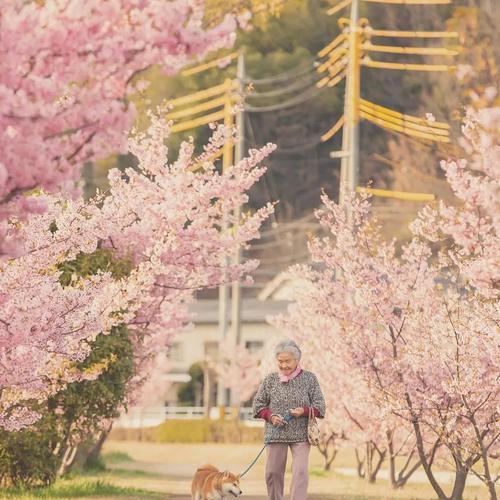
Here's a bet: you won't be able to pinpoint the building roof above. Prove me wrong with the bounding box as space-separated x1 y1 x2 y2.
188 299 290 323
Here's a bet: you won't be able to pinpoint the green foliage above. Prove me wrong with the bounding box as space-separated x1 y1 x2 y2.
50 324 134 432
176 363 204 406
102 451 133 465
0 250 136 489
0 417 59 488
58 248 132 286
2 478 161 498
86 0 343 219
0 325 135 488
80 455 106 474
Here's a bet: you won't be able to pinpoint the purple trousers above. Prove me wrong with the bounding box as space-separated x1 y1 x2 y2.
265 442 311 500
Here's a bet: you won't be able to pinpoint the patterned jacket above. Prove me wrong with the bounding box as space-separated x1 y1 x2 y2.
252 370 326 443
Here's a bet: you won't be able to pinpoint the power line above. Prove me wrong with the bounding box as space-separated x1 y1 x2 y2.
245 84 326 112
244 134 328 154
246 72 321 98
243 61 315 85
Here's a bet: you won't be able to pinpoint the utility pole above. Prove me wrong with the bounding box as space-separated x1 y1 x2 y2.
216 79 235 408
323 0 457 203
228 52 245 412
339 0 360 204
231 52 245 349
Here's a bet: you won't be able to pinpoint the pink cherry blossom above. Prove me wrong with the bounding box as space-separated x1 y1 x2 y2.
208 339 262 406
0 113 275 429
0 0 237 232
276 177 498 497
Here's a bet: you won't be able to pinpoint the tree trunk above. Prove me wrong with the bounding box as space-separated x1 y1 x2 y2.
318 432 339 472
367 442 385 483
407 394 448 499
449 462 468 500
387 430 424 489
366 442 373 483
387 430 397 487
57 444 78 476
85 422 114 468
467 407 497 500
485 476 498 500
355 447 365 478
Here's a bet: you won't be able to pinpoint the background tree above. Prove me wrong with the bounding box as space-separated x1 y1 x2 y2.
274 104 499 497
178 363 205 407
0 113 275 431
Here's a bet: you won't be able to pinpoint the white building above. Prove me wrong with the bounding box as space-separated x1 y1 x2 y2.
113 272 305 427
164 298 290 407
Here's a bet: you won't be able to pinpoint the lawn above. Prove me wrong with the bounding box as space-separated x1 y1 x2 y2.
1 478 163 499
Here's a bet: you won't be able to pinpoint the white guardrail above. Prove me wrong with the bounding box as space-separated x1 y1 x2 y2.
114 406 261 429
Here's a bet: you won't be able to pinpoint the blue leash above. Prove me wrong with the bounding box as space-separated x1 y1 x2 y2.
239 413 294 478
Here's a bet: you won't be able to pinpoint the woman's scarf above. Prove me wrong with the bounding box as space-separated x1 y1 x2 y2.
279 364 302 383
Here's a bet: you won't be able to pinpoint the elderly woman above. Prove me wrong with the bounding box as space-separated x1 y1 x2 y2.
252 339 325 500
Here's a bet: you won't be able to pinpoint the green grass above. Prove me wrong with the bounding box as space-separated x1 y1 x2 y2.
1 479 162 498
106 468 164 479
310 467 329 477
102 451 134 464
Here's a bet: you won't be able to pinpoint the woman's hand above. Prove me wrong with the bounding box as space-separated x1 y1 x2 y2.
290 407 305 418
270 414 286 426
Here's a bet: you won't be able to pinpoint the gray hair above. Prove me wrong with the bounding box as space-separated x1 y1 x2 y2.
274 339 301 360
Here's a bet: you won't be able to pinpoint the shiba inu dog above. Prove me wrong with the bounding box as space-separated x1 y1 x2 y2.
191 463 242 499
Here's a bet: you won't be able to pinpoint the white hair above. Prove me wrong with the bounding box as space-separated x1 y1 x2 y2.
274 339 301 360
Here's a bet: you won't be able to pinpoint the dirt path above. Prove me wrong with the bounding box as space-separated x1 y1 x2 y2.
168 496 338 500
102 441 488 499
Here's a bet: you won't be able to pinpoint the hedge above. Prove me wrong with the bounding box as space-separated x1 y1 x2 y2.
109 419 264 444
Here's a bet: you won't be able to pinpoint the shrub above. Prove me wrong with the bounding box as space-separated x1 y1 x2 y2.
109 419 264 444
0 250 135 488
0 416 59 488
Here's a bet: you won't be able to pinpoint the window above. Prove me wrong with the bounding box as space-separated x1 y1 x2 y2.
169 342 183 362
204 341 219 358
245 341 264 354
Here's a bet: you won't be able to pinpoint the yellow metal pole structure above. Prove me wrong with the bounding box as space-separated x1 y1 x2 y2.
217 78 234 410
181 52 238 77
362 59 456 72
362 43 458 56
327 0 352 16
364 0 450 3
369 29 458 38
339 0 361 203
356 186 435 201
167 81 231 108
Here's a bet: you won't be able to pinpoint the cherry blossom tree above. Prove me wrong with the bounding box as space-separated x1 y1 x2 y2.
0 0 238 240
411 107 500 499
0 112 275 431
412 107 499 299
208 339 262 410
273 274 426 485
275 177 498 498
